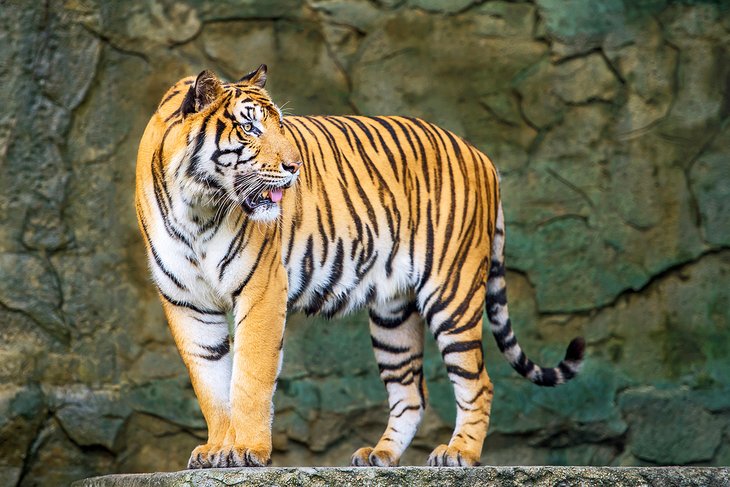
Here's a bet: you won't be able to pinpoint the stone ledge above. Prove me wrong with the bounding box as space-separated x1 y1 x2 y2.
72 466 730 487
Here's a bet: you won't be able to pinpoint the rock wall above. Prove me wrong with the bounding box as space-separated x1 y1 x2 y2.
0 0 728 485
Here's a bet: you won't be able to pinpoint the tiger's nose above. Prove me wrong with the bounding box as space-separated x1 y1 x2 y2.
282 160 302 173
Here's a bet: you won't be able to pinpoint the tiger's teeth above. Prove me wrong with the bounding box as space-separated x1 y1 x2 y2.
262 190 270 198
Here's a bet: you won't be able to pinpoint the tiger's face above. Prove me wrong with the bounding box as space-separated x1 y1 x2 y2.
183 65 301 222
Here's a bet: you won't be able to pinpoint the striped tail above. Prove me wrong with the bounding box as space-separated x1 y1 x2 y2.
486 201 585 386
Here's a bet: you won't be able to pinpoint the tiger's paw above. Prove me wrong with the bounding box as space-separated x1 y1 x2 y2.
426 444 480 467
187 444 215 469
209 445 271 468
351 446 399 467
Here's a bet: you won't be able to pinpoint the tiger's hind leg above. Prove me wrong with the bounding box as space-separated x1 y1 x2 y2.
421 274 493 466
351 296 427 467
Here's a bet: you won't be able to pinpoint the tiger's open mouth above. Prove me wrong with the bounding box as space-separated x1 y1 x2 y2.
241 187 284 212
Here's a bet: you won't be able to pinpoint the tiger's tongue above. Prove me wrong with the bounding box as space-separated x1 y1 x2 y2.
269 188 283 203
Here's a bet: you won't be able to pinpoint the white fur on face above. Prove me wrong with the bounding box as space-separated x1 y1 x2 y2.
235 101 266 131
248 204 281 222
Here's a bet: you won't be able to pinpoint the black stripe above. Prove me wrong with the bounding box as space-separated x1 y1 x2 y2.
489 259 505 278
320 188 336 238
441 340 482 356
218 219 250 280
230 237 269 299
393 404 421 418
369 302 417 329
352 116 400 182
463 384 491 405
418 373 427 408
192 316 227 325
138 212 188 291
426 216 481 330
287 234 315 306
383 369 415 386
537 367 558 386
407 118 445 224
198 338 230 361
370 116 409 183
391 117 429 192
558 361 576 380
317 217 330 267
377 353 423 371
371 336 410 354
446 305 484 336
159 89 180 107
445 364 482 380
158 290 224 315
303 238 345 316
417 201 434 290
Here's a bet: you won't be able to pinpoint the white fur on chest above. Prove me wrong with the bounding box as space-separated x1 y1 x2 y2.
148 196 257 313
194 221 253 301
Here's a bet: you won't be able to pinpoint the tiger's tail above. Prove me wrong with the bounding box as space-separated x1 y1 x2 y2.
486 200 585 386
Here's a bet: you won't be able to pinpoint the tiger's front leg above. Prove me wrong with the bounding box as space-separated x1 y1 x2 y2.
212 259 288 467
161 302 233 469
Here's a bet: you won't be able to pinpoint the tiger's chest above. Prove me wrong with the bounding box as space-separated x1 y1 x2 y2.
187 224 259 308
152 210 260 313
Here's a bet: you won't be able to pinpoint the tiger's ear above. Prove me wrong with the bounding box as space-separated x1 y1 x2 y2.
238 64 267 88
182 70 223 116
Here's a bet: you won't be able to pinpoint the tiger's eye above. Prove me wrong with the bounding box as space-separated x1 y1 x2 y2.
243 122 253 132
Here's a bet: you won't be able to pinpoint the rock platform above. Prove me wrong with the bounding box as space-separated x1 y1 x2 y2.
72 466 730 487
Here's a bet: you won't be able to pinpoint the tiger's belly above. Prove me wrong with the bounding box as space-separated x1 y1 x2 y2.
284 231 414 317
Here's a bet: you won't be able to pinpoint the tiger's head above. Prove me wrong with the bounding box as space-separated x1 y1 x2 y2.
180 65 301 222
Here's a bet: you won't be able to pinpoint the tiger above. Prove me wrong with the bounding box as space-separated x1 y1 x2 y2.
135 64 585 469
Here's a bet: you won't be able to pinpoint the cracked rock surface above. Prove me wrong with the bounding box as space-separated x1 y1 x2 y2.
0 1 728 486
72 467 730 487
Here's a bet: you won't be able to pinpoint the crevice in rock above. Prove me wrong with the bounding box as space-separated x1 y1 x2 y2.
537 247 730 319
78 25 150 64
15 409 53 487
544 168 595 209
